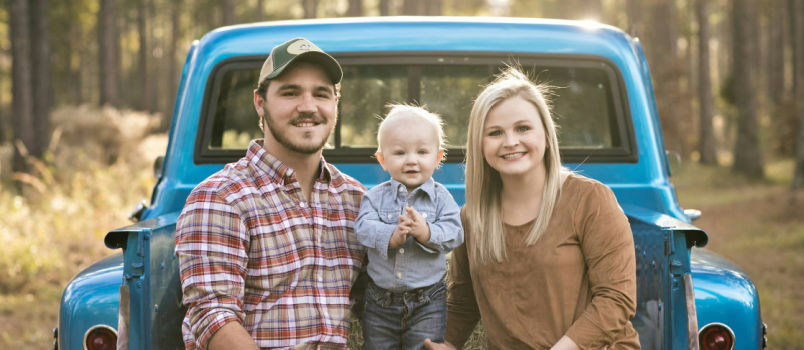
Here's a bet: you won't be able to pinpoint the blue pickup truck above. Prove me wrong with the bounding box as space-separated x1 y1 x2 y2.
57 17 766 350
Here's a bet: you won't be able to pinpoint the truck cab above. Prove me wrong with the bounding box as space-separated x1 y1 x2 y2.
58 17 765 350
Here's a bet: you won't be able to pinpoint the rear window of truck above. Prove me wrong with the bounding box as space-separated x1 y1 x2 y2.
196 54 635 164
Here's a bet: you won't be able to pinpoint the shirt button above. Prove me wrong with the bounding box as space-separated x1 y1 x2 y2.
422 213 427 219
399 248 405 254
398 186 404 192
396 272 402 279
387 214 393 219
299 202 306 208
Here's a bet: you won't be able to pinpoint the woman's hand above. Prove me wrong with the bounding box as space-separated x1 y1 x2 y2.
423 339 456 350
549 336 581 350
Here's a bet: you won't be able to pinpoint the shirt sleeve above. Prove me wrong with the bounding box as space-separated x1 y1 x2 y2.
565 183 638 349
354 192 397 259
421 185 464 252
175 184 250 350
445 209 481 348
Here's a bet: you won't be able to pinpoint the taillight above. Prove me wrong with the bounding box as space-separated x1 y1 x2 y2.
699 323 735 350
83 325 117 350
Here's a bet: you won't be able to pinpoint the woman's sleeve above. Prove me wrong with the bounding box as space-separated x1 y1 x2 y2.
445 209 481 348
565 183 637 349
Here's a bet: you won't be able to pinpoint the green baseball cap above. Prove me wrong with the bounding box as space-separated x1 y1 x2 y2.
258 37 343 85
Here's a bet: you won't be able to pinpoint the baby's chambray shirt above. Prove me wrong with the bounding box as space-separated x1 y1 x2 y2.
354 177 463 292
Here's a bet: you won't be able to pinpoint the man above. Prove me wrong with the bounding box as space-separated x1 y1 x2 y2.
175 37 366 350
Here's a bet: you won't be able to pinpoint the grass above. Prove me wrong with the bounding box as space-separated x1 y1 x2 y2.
1 106 801 349
0 106 164 350
673 159 804 349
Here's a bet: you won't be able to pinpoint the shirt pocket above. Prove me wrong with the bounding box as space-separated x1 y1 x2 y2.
377 209 400 224
418 208 437 224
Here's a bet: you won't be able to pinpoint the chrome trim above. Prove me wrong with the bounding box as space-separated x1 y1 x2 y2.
82 325 118 350
684 273 700 350
762 322 768 348
698 322 736 350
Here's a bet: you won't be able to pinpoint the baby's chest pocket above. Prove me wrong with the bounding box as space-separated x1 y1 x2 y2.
418 209 437 223
378 209 400 224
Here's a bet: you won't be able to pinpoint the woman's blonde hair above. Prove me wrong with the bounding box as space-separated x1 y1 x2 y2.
465 66 563 265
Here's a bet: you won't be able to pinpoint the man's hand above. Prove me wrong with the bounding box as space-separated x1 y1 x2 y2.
388 223 409 249
424 339 456 350
208 322 259 350
402 207 430 244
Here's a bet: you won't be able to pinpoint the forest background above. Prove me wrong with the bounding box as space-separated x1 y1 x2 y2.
1 0 803 349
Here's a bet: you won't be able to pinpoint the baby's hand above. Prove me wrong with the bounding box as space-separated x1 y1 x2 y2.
404 207 430 244
388 224 408 249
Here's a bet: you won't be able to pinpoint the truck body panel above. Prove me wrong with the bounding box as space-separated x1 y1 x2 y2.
58 17 764 350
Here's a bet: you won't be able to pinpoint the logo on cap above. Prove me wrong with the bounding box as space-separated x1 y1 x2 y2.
287 39 322 55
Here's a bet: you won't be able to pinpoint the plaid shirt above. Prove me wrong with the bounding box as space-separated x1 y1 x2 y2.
175 140 366 349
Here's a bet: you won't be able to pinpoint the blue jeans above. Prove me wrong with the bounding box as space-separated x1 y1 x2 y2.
361 279 447 350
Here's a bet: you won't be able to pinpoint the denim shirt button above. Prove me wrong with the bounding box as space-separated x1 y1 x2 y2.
422 213 427 219
399 248 405 254
396 272 402 278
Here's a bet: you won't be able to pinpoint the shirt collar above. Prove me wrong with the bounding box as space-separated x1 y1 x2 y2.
389 177 436 199
247 139 332 185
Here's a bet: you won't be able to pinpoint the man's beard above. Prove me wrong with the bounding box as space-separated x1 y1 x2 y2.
263 108 333 155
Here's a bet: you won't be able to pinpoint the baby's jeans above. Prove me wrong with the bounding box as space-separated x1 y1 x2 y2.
361 279 447 350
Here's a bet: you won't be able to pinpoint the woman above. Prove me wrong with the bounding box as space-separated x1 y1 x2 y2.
425 67 640 349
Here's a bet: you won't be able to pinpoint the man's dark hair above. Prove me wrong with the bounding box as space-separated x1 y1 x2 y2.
255 78 271 99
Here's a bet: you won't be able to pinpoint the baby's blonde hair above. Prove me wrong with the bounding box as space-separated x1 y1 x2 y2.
376 104 446 153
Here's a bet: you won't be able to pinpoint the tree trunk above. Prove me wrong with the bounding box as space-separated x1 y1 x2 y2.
626 0 642 36
303 0 319 18
787 0 804 95
165 0 183 130
645 0 686 155
792 0 804 189
98 0 121 107
10 0 35 172
60 0 82 105
732 0 765 178
0 84 4 144
138 0 150 111
30 0 51 157
347 0 363 16
256 0 264 21
379 0 391 16
769 0 786 104
697 0 717 164
379 0 391 15
425 0 442 15
222 0 234 25
402 0 421 15
769 0 792 155
76 37 86 105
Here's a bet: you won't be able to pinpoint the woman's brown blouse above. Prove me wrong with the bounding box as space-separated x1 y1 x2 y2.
446 174 640 349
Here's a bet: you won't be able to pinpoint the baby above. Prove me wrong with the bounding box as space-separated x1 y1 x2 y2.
354 104 464 350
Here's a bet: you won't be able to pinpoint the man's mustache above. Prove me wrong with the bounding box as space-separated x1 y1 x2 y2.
290 113 326 125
